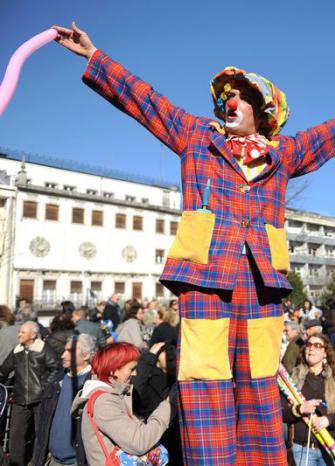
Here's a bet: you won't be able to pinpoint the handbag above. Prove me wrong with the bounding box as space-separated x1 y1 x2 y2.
86 390 168 466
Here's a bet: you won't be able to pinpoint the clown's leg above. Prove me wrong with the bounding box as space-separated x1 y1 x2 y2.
233 317 287 465
230 254 287 465
177 286 236 465
178 379 236 466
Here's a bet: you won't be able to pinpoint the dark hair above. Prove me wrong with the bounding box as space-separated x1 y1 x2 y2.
124 303 143 321
49 313 75 333
91 342 140 383
301 333 335 375
61 300 75 315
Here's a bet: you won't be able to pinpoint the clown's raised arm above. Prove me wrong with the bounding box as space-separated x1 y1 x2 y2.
54 22 198 156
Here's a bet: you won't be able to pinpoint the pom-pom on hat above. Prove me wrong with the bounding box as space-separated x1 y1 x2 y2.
210 66 290 138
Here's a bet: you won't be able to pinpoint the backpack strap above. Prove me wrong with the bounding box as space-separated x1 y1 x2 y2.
86 389 111 459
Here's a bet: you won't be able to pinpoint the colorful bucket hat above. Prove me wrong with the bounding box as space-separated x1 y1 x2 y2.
210 66 290 138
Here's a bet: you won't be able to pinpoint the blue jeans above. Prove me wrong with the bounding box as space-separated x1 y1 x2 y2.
292 443 335 466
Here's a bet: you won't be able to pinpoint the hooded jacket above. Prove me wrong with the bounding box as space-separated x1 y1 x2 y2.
71 378 171 465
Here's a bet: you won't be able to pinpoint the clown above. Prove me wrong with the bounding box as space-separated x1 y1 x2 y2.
54 22 335 466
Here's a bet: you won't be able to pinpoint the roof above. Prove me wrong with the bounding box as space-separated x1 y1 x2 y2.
0 147 180 191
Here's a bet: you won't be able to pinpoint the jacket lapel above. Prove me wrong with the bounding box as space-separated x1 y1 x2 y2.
209 131 248 182
209 129 281 184
249 146 281 185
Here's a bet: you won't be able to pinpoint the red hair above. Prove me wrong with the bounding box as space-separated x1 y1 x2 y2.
91 342 140 383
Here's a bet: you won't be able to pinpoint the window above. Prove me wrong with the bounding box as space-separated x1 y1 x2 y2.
308 243 319 256
325 246 335 258
170 221 178 235
0 199 6 207
307 223 320 233
72 207 84 224
115 282 125 294
43 280 56 291
162 190 170 207
141 198 149 204
45 204 59 221
64 185 76 192
126 195 136 202
325 227 335 238
133 216 143 231
19 279 34 303
155 249 164 264
87 189 98 195
132 282 142 300
23 201 37 218
43 280 57 304
92 210 103 226
70 281 82 294
288 220 303 229
45 182 57 189
156 283 164 297
103 192 114 199
116 213 126 229
156 219 165 234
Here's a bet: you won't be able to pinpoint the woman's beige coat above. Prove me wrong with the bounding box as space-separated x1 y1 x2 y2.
72 378 171 465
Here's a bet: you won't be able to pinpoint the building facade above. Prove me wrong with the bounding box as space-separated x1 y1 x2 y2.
285 208 335 301
0 151 181 311
1 150 335 314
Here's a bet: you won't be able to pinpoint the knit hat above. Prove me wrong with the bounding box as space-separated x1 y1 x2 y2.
210 66 290 138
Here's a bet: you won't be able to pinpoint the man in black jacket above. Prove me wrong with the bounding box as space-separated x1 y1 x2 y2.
0 321 59 466
32 333 96 466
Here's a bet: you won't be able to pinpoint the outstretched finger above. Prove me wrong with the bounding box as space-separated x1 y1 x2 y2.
72 21 85 35
52 25 72 36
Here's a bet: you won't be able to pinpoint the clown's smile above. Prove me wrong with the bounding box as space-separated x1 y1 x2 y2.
225 109 244 129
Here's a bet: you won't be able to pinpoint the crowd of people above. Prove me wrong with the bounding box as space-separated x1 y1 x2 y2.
0 294 335 465
0 296 180 466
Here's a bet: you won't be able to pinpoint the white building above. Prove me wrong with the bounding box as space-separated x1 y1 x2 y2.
285 208 335 301
0 150 181 311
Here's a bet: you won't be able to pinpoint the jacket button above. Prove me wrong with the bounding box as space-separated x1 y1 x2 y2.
240 184 250 193
241 218 250 227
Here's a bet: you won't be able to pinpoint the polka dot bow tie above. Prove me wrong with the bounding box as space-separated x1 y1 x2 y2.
226 133 270 166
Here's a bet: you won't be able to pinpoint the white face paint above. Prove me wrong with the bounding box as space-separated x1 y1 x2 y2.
224 109 244 129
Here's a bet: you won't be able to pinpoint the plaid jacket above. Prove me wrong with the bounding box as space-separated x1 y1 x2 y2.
83 51 335 293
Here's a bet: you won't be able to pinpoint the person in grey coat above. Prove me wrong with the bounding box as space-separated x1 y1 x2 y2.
72 307 105 348
0 305 20 365
72 342 171 465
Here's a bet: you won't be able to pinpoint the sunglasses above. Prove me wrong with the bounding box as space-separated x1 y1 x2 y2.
305 342 325 350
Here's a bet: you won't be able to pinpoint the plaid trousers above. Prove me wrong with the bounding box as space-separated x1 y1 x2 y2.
177 255 287 465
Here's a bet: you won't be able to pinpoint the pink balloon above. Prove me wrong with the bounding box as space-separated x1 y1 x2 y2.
0 29 57 115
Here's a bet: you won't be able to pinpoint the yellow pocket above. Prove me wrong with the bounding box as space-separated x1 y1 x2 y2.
247 316 283 379
178 317 232 381
167 211 215 265
265 224 289 274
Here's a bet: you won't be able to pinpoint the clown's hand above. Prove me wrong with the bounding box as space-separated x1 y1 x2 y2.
312 416 329 433
52 22 97 60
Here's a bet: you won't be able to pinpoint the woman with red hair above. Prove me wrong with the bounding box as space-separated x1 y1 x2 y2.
72 342 170 465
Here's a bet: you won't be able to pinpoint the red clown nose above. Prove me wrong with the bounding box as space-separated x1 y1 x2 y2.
227 99 238 111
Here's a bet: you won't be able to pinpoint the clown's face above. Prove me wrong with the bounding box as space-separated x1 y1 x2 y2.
223 84 262 136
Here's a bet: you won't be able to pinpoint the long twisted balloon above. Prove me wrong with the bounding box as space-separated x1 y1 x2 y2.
0 29 57 115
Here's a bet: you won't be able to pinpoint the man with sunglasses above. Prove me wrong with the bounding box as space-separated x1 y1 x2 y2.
53 22 335 466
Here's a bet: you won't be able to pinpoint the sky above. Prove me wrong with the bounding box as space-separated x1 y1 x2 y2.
1 0 335 216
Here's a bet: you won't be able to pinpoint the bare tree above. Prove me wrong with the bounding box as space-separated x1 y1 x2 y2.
285 178 310 207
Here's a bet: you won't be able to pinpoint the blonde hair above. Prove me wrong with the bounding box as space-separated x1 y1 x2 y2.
158 307 179 327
